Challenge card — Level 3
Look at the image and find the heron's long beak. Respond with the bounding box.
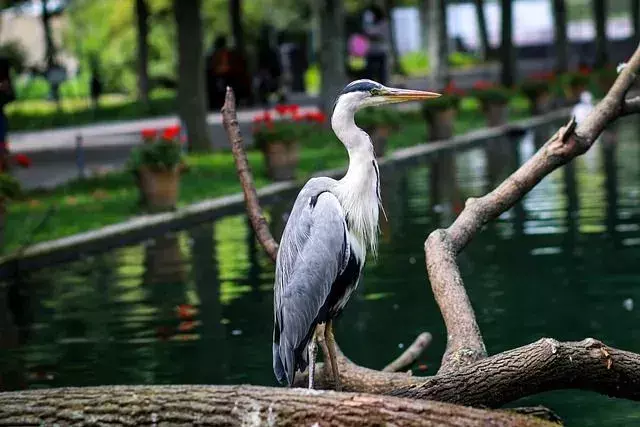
[381,87,441,104]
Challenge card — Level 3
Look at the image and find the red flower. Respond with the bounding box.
[530,71,555,81]
[162,125,181,141]
[287,105,300,114]
[304,111,326,123]
[443,82,465,96]
[141,129,157,140]
[275,104,289,115]
[472,80,493,90]
[14,153,32,168]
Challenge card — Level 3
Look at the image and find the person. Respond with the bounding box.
[0,58,15,171]
[362,5,390,85]
[255,26,283,105]
[90,60,103,110]
[206,36,232,109]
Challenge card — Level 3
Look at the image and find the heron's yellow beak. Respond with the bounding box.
[381,87,441,104]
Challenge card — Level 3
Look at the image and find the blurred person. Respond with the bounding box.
[362,5,389,85]
[255,26,283,105]
[206,36,232,109]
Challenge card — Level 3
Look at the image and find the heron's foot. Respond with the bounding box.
[325,320,342,392]
[308,328,319,389]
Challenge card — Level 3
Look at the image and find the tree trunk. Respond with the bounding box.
[473,0,490,60]
[552,0,569,73]
[500,0,515,86]
[419,0,428,52]
[383,0,404,75]
[593,0,608,67]
[632,0,639,46]
[316,0,346,114]
[428,0,449,86]
[229,0,245,55]
[173,0,211,152]
[41,0,55,68]
[0,385,556,426]
[135,0,150,108]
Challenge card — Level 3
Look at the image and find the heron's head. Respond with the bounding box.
[334,79,441,113]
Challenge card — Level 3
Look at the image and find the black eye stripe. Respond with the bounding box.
[341,80,382,95]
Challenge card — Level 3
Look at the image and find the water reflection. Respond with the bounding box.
[2,119,640,425]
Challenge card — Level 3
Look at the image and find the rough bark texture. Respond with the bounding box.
[135,0,150,107]
[593,0,608,67]
[173,0,211,152]
[221,89,278,261]
[317,0,346,114]
[0,385,555,427]
[552,0,568,73]
[474,0,490,60]
[500,0,515,86]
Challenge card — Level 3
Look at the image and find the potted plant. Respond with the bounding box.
[0,145,32,248]
[595,66,618,96]
[253,105,325,181]
[421,82,464,141]
[471,81,511,127]
[355,107,401,156]
[521,72,555,115]
[563,70,590,103]
[129,125,186,212]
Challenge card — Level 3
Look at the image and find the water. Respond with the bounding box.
[2,119,640,425]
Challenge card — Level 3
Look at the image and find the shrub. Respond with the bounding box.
[422,81,465,114]
[471,81,511,105]
[128,126,185,171]
[252,105,326,149]
[355,108,401,129]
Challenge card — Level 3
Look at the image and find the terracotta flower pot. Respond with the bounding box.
[482,102,509,127]
[426,108,456,141]
[368,125,392,157]
[138,166,181,212]
[262,140,299,181]
[527,91,553,115]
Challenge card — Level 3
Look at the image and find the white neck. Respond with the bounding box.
[331,99,381,256]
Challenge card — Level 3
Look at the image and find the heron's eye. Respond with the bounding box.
[370,88,382,96]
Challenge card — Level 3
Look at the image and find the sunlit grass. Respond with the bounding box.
[3,102,530,254]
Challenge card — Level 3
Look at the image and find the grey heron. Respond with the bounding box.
[272,79,440,389]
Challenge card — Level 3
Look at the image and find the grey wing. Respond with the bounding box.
[272,191,349,385]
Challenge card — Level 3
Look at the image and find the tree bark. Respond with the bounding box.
[632,0,639,46]
[0,385,557,426]
[500,0,515,86]
[473,0,490,60]
[135,0,150,108]
[41,0,55,68]
[173,0,211,152]
[552,0,569,73]
[316,0,346,114]
[229,0,245,55]
[427,0,449,86]
[593,0,608,67]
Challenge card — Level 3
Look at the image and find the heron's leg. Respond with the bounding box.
[308,328,318,389]
[324,319,342,391]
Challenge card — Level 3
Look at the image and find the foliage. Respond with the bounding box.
[448,52,480,68]
[0,40,27,74]
[400,52,483,77]
[471,81,511,105]
[563,70,590,88]
[0,173,21,200]
[252,105,326,148]
[520,73,555,98]
[422,82,465,114]
[128,125,184,171]
[355,108,401,129]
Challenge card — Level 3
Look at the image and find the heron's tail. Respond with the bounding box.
[273,341,296,386]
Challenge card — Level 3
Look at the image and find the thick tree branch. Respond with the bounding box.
[221,87,279,261]
[383,332,433,372]
[426,43,640,373]
[0,385,555,427]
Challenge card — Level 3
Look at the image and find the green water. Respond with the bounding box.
[2,119,640,425]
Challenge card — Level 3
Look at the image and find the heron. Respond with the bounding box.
[272,79,440,389]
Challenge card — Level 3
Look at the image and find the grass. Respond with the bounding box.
[2,99,530,255]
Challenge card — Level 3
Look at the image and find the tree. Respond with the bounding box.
[229,0,245,55]
[593,0,608,67]
[427,0,449,87]
[316,0,347,114]
[552,0,569,73]
[383,0,404,75]
[41,0,56,68]
[500,0,515,86]
[632,0,639,46]
[173,0,211,152]
[135,0,150,108]
[473,0,490,60]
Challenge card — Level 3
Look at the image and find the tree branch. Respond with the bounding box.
[0,385,555,427]
[621,95,640,116]
[221,87,279,261]
[383,332,433,372]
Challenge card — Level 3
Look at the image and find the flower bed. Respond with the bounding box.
[471,81,511,127]
[422,82,465,141]
[0,142,32,248]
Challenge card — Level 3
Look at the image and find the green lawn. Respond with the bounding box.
[3,102,530,255]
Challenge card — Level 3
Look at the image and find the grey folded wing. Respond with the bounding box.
[273,191,350,384]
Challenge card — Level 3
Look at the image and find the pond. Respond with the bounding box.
[1,118,640,425]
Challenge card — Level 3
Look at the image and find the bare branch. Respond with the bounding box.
[221,87,279,261]
[383,332,433,372]
[0,385,555,427]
